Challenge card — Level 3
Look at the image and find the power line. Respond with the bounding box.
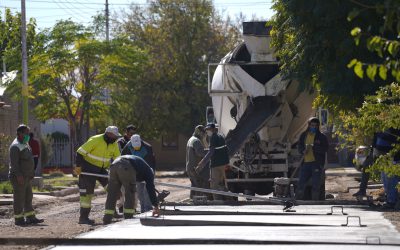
[7,0,147,6]
[54,0,87,23]
[7,0,271,7]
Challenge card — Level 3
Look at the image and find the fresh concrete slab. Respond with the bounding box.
[49,204,400,249]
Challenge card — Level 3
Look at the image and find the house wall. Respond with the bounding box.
[148,134,189,171]
[0,95,41,179]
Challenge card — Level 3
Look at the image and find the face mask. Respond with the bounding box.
[23,135,30,144]
[104,134,116,144]
[309,127,317,133]
[206,131,213,137]
[356,156,367,165]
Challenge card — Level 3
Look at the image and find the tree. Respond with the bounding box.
[338,1,400,177]
[339,83,400,177]
[347,1,400,83]
[114,0,241,138]
[269,0,394,111]
[0,8,41,98]
[29,20,147,149]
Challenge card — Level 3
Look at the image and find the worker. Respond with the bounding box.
[103,155,160,224]
[353,146,373,197]
[186,125,208,198]
[196,123,229,200]
[117,125,137,152]
[116,124,137,213]
[122,134,156,213]
[28,133,40,173]
[373,128,400,209]
[9,124,44,226]
[75,126,121,224]
[296,117,329,200]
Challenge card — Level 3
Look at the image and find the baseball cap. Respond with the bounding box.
[130,134,141,147]
[105,126,122,137]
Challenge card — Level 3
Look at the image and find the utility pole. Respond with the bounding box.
[2,7,6,75]
[21,0,29,124]
[105,0,109,42]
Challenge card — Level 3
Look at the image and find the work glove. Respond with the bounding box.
[73,165,82,176]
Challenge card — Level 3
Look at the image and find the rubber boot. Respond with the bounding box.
[103,214,113,225]
[124,213,134,219]
[114,209,123,219]
[26,215,44,224]
[79,208,95,225]
[14,217,25,226]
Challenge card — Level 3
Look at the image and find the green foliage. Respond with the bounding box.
[0,181,13,194]
[115,0,240,137]
[29,19,146,146]
[270,0,391,110]
[43,174,77,186]
[347,1,400,83]
[338,83,400,177]
[0,9,40,99]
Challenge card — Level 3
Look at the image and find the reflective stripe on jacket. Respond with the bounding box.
[77,134,121,169]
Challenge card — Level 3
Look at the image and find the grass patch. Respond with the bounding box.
[42,173,78,187]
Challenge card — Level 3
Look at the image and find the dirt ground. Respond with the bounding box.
[0,170,399,249]
[0,177,190,250]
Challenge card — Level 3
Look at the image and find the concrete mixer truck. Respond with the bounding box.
[207,21,320,197]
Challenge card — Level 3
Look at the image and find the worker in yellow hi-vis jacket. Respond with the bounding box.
[75,126,121,225]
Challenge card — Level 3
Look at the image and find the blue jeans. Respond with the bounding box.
[296,161,323,200]
[137,182,153,213]
[381,172,399,205]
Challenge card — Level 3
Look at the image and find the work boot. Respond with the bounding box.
[14,218,25,226]
[381,202,396,210]
[114,210,123,219]
[79,208,95,225]
[352,190,366,197]
[124,213,134,219]
[103,214,113,225]
[26,216,44,224]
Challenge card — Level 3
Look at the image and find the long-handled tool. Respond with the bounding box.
[80,172,295,208]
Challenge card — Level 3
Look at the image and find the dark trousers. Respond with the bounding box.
[33,157,39,171]
[359,168,370,193]
[78,169,108,209]
[105,162,136,216]
[382,172,399,205]
[10,176,34,219]
[296,161,323,200]
[188,174,210,198]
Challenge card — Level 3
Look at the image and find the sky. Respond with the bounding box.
[0,0,275,30]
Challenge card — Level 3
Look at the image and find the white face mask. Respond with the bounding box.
[356,156,367,165]
[206,131,213,137]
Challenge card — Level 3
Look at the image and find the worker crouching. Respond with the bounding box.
[103,155,160,225]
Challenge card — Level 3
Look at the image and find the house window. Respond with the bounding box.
[162,133,178,150]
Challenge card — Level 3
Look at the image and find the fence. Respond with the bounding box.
[44,138,73,171]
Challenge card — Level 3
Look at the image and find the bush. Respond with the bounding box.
[0,181,13,194]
